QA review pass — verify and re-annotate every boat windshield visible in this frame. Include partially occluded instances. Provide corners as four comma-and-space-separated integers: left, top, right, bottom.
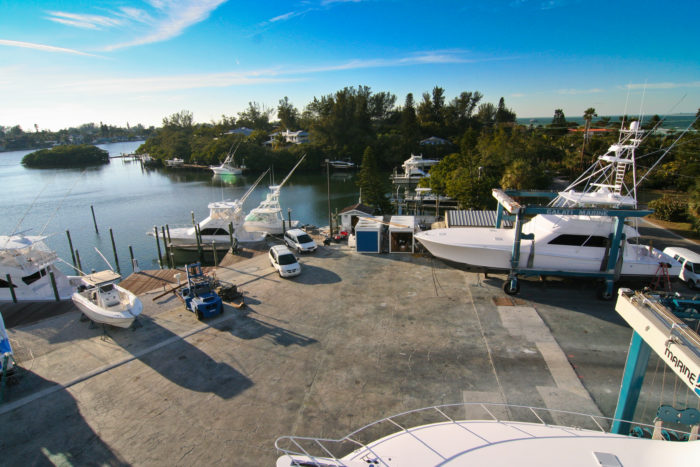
278, 254, 297, 265
99, 283, 115, 293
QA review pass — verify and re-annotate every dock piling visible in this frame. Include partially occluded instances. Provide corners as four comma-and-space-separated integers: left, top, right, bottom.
90, 205, 99, 234
5, 274, 17, 303
128, 245, 136, 272
75, 249, 83, 274
49, 270, 60, 301
66, 230, 77, 268
212, 242, 219, 266
154, 226, 163, 269
228, 222, 234, 252
109, 228, 121, 275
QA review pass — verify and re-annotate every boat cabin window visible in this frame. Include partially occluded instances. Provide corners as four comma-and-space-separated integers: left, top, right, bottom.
548, 235, 607, 247
200, 227, 228, 236
686, 262, 695, 273
22, 268, 47, 285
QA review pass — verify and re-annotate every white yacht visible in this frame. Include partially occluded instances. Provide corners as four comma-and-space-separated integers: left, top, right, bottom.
415, 121, 680, 278
243, 155, 306, 236
72, 270, 142, 328
276, 403, 698, 466
210, 144, 245, 175
167, 170, 270, 250
328, 159, 356, 169
0, 235, 82, 302
165, 158, 184, 167
391, 153, 439, 184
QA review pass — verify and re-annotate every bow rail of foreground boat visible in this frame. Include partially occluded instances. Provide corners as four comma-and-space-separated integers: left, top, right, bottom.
275, 402, 698, 466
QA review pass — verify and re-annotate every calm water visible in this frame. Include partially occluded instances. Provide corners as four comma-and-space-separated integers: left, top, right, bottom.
0, 142, 360, 273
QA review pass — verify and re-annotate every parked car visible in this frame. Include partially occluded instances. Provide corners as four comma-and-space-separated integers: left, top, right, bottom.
269, 245, 301, 278
284, 229, 317, 253
663, 247, 699, 289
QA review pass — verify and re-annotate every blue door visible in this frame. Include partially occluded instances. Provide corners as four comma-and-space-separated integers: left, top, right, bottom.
356, 231, 379, 252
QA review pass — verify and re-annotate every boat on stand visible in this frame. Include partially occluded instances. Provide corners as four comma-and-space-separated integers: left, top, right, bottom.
243, 155, 306, 236
1, 234, 82, 302
415, 121, 681, 291
210, 143, 245, 175
72, 269, 143, 329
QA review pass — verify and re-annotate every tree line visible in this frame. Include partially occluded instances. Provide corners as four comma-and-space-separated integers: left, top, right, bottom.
0, 122, 154, 151
136, 86, 699, 231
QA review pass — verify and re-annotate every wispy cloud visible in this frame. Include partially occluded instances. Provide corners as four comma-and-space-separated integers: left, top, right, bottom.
625, 81, 700, 90
45, 11, 123, 30
269, 11, 302, 23
0, 39, 98, 57
557, 88, 604, 95
31, 50, 510, 95
44, 1, 227, 51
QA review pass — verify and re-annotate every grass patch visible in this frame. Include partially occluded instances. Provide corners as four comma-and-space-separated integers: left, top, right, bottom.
645, 217, 700, 243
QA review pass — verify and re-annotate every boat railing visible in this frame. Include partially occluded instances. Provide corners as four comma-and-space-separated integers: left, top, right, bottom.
275, 402, 696, 464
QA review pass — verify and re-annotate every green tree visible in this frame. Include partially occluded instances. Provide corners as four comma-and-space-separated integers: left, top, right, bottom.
357, 146, 390, 213
494, 97, 516, 124
277, 96, 299, 130
237, 102, 273, 130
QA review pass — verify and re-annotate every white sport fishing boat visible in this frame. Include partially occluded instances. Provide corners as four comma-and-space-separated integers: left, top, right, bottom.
71, 270, 142, 328
243, 155, 306, 236
210, 143, 245, 175
0, 234, 82, 301
167, 169, 270, 250
415, 121, 680, 278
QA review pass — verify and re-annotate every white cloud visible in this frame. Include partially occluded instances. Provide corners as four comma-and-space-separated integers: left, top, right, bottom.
270, 11, 299, 23
0, 39, 98, 57
104, 0, 228, 50
45, 11, 124, 30
625, 81, 700, 90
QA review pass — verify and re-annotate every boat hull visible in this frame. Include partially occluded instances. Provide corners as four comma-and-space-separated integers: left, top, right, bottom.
415, 227, 681, 278
210, 166, 242, 175
71, 285, 143, 328
243, 220, 299, 235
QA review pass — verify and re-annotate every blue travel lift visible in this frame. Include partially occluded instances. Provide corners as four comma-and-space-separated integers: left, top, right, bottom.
178, 263, 223, 320
492, 189, 654, 300
611, 289, 700, 439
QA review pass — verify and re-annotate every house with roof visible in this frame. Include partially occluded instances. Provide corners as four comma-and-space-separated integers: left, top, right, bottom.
225, 127, 254, 137
264, 129, 310, 147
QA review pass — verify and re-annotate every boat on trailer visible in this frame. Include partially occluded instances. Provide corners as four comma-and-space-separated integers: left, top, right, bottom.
72, 270, 142, 328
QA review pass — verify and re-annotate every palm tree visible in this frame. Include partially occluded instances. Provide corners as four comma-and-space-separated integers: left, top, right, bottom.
580, 107, 597, 169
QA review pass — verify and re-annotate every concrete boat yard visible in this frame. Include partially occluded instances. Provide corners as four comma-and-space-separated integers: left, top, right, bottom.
1, 226, 698, 465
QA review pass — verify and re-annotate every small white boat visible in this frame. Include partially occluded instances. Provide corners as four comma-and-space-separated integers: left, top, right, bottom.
72, 270, 142, 328
210, 144, 245, 175
328, 159, 355, 169
244, 155, 306, 236
165, 158, 184, 167
1, 234, 82, 302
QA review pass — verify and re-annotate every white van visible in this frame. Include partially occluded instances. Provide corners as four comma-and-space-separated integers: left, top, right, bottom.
284, 229, 317, 253
662, 247, 700, 289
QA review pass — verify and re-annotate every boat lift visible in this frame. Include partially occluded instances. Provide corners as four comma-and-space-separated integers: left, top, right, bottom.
612, 289, 700, 439
493, 188, 654, 299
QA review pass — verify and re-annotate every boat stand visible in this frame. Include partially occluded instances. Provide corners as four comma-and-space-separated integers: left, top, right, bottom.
493, 189, 653, 300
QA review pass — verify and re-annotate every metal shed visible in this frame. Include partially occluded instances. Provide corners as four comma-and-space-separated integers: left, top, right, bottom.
355, 216, 383, 253
389, 216, 415, 253
446, 210, 513, 228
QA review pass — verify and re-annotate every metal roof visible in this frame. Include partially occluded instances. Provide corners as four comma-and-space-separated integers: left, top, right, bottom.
446, 210, 512, 228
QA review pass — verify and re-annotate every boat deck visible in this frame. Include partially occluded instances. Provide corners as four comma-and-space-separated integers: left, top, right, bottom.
1, 237, 697, 464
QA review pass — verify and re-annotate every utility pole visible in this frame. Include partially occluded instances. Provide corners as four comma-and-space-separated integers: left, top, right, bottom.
325, 159, 332, 237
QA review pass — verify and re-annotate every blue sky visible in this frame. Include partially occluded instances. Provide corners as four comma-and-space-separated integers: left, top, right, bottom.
1, 0, 698, 131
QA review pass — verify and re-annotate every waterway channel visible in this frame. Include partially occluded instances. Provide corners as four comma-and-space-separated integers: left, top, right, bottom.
1, 142, 360, 273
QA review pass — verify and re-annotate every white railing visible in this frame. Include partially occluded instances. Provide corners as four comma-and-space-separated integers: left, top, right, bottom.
275, 402, 696, 466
